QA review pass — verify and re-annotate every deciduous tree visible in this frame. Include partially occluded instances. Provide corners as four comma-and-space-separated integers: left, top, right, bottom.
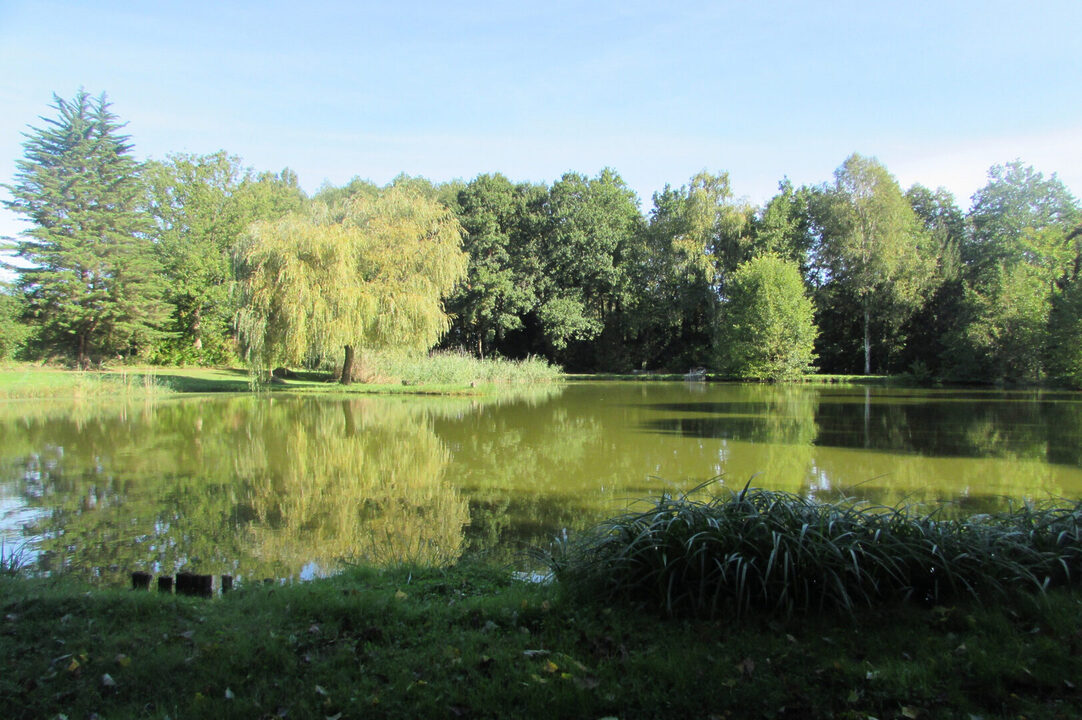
235, 186, 467, 383
718, 254, 817, 380
812, 154, 937, 375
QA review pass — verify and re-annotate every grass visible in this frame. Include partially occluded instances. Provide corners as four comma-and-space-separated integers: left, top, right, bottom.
0, 366, 175, 399
354, 350, 562, 386
0, 353, 562, 399
0, 540, 31, 578
568, 372, 899, 385
3, 562, 1082, 719
547, 483, 1082, 618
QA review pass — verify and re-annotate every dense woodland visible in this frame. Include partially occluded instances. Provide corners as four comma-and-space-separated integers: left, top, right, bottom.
3, 90, 1082, 386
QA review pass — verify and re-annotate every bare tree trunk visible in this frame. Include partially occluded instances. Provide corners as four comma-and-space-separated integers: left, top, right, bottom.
341, 344, 355, 386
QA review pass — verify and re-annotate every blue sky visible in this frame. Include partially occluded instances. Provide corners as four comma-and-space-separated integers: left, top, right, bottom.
2, 0, 1081, 253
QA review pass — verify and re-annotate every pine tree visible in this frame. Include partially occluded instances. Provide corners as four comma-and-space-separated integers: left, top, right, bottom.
3, 90, 166, 367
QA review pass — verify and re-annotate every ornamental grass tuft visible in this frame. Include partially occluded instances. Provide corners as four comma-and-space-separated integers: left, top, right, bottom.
547, 482, 1082, 617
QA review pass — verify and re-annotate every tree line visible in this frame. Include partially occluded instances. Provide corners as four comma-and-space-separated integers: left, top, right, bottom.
3, 90, 1081, 387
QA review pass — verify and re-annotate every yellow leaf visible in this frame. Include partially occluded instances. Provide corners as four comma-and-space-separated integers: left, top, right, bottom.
115, 653, 131, 667
395, 590, 408, 601
66, 658, 80, 673
543, 660, 559, 674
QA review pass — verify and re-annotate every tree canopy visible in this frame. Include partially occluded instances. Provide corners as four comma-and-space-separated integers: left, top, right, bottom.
235, 186, 467, 382
4, 90, 1081, 386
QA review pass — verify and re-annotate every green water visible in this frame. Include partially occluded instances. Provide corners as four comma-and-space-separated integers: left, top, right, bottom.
2, 382, 1081, 583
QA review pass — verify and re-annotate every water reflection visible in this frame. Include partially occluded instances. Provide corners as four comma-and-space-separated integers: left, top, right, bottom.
0, 396, 469, 583
2, 382, 1082, 583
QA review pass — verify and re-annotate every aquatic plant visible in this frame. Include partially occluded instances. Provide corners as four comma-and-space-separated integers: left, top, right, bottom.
547, 482, 1082, 617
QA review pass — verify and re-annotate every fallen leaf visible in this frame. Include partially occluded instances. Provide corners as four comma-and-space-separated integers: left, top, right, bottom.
315, 685, 329, 697
901, 707, 919, 719
738, 657, 755, 677
179, 630, 195, 641
225, 688, 235, 700
101, 673, 116, 688
325, 714, 342, 720
523, 649, 550, 658
66, 658, 80, 673
115, 653, 131, 667
394, 590, 408, 601
542, 660, 559, 674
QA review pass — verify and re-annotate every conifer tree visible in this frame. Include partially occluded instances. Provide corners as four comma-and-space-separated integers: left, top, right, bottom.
3, 90, 166, 366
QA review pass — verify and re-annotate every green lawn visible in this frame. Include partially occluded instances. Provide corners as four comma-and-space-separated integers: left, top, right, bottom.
2, 564, 1080, 720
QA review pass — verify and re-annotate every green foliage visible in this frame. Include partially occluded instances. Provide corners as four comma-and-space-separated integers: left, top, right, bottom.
812, 154, 939, 374
951, 263, 1053, 384
236, 186, 468, 377
550, 485, 1082, 618
0, 287, 31, 360
1047, 276, 1082, 388
142, 152, 305, 365
942, 162, 1080, 383
444, 174, 541, 358
748, 178, 817, 271
535, 169, 644, 365
965, 161, 1079, 285
718, 254, 817, 380
634, 171, 752, 369
3, 90, 168, 366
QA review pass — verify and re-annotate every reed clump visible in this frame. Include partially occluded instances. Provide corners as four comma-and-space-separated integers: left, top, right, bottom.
548, 483, 1082, 617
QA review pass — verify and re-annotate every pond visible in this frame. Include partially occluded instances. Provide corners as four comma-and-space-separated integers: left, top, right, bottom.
2, 381, 1081, 585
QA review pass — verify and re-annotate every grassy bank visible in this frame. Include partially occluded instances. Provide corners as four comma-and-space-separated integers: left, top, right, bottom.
2, 564, 1081, 720
7, 489, 1082, 718
568, 372, 897, 384
0, 353, 561, 399
0, 366, 176, 399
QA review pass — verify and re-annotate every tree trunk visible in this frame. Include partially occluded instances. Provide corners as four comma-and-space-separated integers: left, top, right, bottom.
863, 307, 871, 376
341, 344, 355, 385
192, 306, 203, 350
77, 332, 88, 370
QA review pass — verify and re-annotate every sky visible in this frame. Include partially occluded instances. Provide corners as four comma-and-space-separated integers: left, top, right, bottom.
2, 0, 1081, 261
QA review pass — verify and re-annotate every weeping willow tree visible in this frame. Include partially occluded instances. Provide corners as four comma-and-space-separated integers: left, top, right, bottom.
235, 187, 468, 383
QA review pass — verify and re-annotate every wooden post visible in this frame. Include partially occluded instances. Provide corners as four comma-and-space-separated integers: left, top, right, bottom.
221, 575, 234, 593
131, 571, 152, 590
158, 576, 173, 593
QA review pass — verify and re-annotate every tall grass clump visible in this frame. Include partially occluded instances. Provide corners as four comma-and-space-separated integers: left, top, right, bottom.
0, 539, 32, 578
547, 482, 1082, 617
348, 350, 561, 386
